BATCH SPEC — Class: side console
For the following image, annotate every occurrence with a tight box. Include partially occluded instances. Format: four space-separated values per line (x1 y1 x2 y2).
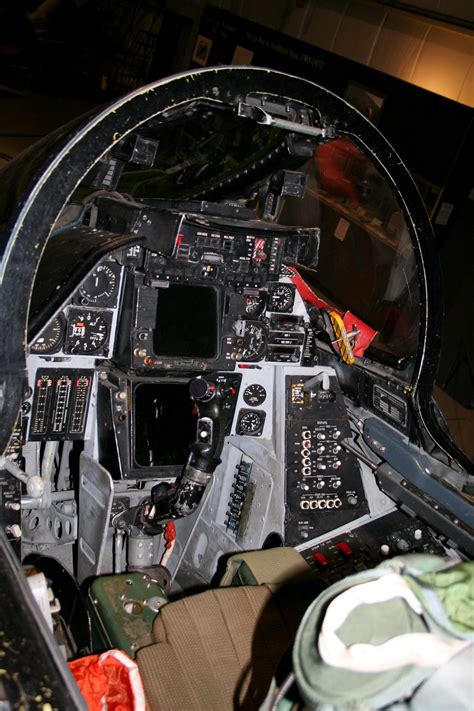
285 372 368 545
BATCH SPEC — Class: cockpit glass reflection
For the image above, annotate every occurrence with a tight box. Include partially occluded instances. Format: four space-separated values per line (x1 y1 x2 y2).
279 139 421 366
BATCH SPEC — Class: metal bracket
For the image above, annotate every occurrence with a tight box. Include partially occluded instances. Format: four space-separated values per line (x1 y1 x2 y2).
237 100 335 139
363 417 474 529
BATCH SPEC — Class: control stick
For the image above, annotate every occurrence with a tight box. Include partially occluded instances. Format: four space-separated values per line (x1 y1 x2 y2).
169 376 224 519
113 376 232 536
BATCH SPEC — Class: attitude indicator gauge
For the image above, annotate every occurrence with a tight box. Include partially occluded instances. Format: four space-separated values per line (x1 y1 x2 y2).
65 309 109 354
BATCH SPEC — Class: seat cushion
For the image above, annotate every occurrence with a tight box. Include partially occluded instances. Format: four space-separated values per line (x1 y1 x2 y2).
136 582 320 710
219 546 317 587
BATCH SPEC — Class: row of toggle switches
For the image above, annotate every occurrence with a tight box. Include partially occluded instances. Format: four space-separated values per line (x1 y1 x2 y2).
301 427 342 473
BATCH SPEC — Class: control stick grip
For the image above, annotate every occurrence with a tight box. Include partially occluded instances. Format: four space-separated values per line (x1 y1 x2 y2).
168 377 223 517
189 377 215 401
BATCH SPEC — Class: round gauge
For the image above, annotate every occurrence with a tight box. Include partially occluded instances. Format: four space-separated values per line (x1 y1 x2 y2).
238 410 265 435
244 292 266 317
65 310 109 354
30 314 65 354
79 263 117 304
240 322 267 361
243 384 267 407
269 284 295 313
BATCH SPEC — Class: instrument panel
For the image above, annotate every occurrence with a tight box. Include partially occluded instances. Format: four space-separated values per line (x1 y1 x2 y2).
30 257 122 359
26 213 318 447
22 207 420 551
25 209 410 453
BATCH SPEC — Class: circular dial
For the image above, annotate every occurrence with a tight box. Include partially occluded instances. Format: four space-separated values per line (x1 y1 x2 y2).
238 410 265 435
66 311 108 354
269 284 294 312
244 292 266 317
30 314 65 354
243 383 267 407
241 322 267 361
79 263 117 303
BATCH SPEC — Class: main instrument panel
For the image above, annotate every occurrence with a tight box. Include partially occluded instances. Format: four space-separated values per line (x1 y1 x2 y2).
20 205 447 573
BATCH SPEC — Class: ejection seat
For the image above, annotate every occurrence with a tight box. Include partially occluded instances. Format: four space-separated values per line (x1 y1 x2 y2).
136 547 322 710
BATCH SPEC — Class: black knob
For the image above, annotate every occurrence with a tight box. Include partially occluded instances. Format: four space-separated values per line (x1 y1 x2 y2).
189 378 215 401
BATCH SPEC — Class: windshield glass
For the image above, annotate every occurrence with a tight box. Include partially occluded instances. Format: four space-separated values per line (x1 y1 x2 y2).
109 105 420 374
115 104 282 199
279 139 420 365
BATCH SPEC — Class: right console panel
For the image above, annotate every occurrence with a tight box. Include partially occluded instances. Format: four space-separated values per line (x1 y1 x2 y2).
285 373 368 545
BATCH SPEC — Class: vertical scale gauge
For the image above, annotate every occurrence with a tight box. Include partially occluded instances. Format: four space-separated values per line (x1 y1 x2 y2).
29 369 94 440
52 374 73 435
69 374 93 435
30 374 54 436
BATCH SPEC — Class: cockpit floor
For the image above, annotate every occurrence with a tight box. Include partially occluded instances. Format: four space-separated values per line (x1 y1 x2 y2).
170 562 211 600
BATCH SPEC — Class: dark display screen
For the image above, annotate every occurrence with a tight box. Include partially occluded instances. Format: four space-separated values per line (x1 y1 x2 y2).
134 383 198 467
153 285 219 358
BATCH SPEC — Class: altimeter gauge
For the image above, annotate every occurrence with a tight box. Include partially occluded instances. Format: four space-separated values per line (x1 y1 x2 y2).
78 263 118 305
65 309 109 354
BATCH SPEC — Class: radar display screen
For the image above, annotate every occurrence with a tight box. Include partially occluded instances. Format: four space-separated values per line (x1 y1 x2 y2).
153 285 219 358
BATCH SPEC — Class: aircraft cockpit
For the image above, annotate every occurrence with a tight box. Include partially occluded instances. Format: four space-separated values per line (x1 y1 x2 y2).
0 67 472 707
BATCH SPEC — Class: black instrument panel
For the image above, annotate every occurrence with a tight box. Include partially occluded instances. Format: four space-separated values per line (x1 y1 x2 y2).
113 215 318 373
28 212 317 368
29 369 94 441
285 374 369 546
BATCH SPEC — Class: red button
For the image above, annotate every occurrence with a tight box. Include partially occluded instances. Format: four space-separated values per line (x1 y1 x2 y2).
337 541 353 556
312 551 329 567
